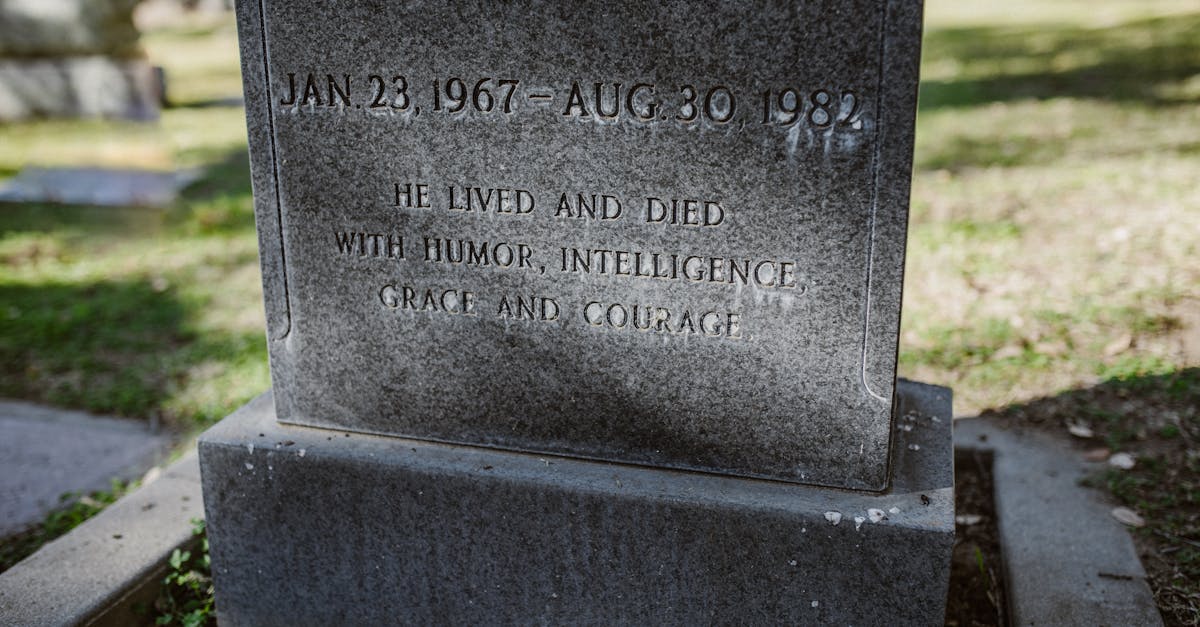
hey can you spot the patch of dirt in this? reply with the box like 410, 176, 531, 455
945, 448, 1008, 626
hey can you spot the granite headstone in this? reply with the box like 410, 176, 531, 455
201, 2, 953, 623
246, 0, 919, 491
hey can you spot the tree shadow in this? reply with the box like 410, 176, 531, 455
920, 13, 1200, 110
170, 149, 256, 234
0, 279, 265, 424
975, 367, 1200, 624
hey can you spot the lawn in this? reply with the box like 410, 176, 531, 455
906, 2, 1200, 621
0, 15, 267, 430
904, 0, 1200, 415
0, 1, 1197, 621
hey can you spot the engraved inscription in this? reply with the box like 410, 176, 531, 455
335, 230, 404, 259
557, 248, 798, 290
380, 284, 476, 316
275, 72, 870, 138
253, 0, 917, 489
376, 282, 743, 341
338, 170, 809, 343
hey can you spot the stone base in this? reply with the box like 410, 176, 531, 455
0, 56, 160, 121
199, 380, 953, 625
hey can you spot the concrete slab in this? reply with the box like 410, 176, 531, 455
0, 167, 200, 208
955, 417, 1163, 626
0, 400, 172, 536
0, 452, 203, 627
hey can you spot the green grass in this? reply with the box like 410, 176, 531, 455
0, 14, 266, 431
147, 519, 214, 627
0, 480, 134, 574
905, 6, 1200, 617
901, 0, 1200, 414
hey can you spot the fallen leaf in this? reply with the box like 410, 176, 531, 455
1108, 452, 1136, 470
1033, 341, 1069, 357
1068, 423, 1095, 439
1111, 507, 1145, 527
1104, 333, 1133, 357
141, 466, 162, 485
992, 345, 1023, 360
1083, 448, 1111, 462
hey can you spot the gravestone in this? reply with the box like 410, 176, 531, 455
0, 0, 159, 121
200, 1, 954, 624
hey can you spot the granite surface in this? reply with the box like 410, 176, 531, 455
200, 380, 953, 625
238, 0, 923, 490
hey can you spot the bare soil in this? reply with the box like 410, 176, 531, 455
945, 448, 1007, 626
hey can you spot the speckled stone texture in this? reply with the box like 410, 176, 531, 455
238, 0, 924, 490
200, 380, 952, 626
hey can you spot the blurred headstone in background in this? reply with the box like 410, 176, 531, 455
0, 0, 160, 121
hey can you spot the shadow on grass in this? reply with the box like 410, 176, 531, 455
0, 202, 168, 239
920, 13, 1200, 110
0, 279, 265, 424
978, 367, 1200, 624
171, 149, 256, 235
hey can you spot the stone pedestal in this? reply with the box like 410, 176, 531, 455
199, 380, 953, 625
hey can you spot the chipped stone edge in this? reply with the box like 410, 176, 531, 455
0, 452, 203, 627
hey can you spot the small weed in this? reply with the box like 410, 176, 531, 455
152, 518, 214, 627
0, 479, 133, 574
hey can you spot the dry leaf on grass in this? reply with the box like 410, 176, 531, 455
1112, 507, 1146, 528
1104, 333, 1133, 357
1108, 452, 1136, 470
1068, 423, 1095, 439
992, 345, 1024, 360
